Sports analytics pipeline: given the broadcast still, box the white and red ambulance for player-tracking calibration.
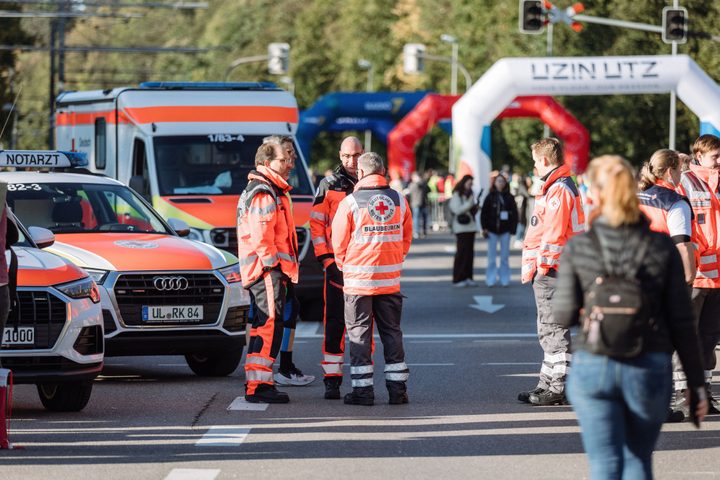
[54,82,323,316]
[0,151,250,377]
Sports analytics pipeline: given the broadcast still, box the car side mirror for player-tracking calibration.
[167,218,190,237]
[28,226,56,249]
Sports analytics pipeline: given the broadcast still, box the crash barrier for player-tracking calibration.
[453,54,720,199]
[429,194,449,232]
[0,368,12,449]
[387,94,589,183]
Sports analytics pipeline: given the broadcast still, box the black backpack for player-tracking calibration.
[581,230,652,359]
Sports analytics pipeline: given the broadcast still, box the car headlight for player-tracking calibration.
[56,277,101,303]
[218,263,241,283]
[188,228,205,242]
[84,268,109,285]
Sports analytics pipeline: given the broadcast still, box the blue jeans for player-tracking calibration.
[412,206,427,236]
[486,232,510,286]
[567,350,672,480]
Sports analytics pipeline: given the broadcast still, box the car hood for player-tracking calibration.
[12,246,87,287]
[47,233,234,271]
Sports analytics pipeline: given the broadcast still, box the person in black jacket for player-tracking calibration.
[481,175,518,287]
[553,155,706,479]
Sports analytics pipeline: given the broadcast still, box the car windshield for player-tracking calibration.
[153,135,313,196]
[7,182,170,235]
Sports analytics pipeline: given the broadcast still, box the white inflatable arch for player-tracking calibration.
[452,54,720,193]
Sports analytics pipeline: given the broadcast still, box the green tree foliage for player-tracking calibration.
[8,0,720,176]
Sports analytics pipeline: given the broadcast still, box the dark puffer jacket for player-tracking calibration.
[480,190,518,235]
[553,217,704,389]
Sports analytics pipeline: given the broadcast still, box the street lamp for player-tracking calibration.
[358,59,374,151]
[440,34,458,171]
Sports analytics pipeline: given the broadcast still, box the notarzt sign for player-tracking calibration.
[0,151,87,168]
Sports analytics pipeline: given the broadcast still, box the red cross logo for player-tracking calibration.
[375,201,389,215]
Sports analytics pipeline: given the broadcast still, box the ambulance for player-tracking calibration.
[0,151,250,377]
[1,211,103,411]
[54,82,323,316]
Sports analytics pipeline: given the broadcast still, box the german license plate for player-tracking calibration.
[2,327,35,346]
[141,305,203,322]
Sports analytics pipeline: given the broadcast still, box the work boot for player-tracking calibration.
[387,380,409,405]
[529,390,566,406]
[245,384,290,404]
[518,386,546,404]
[706,384,720,414]
[668,389,689,422]
[324,377,342,400]
[343,386,374,406]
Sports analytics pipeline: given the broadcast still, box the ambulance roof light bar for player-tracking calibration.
[139,81,280,91]
[0,150,88,169]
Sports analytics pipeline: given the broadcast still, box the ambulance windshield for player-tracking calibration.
[153,135,313,196]
[7,182,171,235]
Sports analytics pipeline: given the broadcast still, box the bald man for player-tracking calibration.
[310,136,363,399]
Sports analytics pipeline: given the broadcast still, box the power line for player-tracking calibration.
[5,0,208,9]
[0,44,224,53]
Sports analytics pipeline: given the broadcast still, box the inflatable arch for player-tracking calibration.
[297,91,430,162]
[453,55,720,195]
[387,94,589,182]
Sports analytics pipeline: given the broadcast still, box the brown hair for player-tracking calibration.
[692,134,720,157]
[638,149,679,191]
[678,152,692,172]
[255,143,278,167]
[530,137,562,166]
[586,155,641,227]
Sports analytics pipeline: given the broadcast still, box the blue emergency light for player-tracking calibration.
[0,150,88,168]
[139,81,280,91]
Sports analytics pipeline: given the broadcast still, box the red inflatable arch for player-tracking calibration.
[387,94,590,181]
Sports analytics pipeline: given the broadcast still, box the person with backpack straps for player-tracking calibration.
[553,155,706,479]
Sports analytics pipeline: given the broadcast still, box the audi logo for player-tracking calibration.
[153,276,189,291]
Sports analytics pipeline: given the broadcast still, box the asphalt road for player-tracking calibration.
[3,233,719,480]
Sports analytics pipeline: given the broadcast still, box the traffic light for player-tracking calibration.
[519,0,545,34]
[403,44,426,75]
[268,43,290,75]
[662,7,688,44]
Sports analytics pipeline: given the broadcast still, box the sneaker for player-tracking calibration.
[670,389,689,420]
[344,386,374,406]
[324,377,342,400]
[453,280,468,288]
[529,390,566,406]
[513,240,523,249]
[706,384,720,414]
[274,365,316,386]
[465,279,478,287]
[518,386,545,404]
[245,384,290,404]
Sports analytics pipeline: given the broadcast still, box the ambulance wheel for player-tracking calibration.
[185,348,243,377]
[37,381,93,412]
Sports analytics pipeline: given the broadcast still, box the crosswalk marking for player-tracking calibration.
[195,426,251,447]
[165,469,220,480]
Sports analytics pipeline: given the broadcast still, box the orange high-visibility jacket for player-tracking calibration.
[310,166,356,264]
[638,180,693,237]
[678,163,720,288]
[331,174,412,296]
[522,164,585,284]
[237,165,299,288]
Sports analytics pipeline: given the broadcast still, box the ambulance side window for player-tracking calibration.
[95,118,106,170]
[130,138,150,200]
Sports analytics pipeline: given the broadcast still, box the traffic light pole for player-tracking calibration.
[668,0,679,151]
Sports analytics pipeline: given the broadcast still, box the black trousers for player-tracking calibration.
[0,286,10,368]
[453,232,475,283]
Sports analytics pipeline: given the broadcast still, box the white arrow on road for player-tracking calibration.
[469,295,505,313]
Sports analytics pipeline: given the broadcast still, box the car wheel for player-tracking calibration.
[185,348,243,377]
[36,381,93,412]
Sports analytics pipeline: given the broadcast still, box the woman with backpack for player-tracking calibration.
[481,174,518,287]
[449,175,479,287]
[553,155,707,479]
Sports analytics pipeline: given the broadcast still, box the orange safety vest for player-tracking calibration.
[637,180,690,236]
[522,164,585,284]
[678,164,720,288]
[310,166,356,264]
[237,165,299,288]
[331,174,412,296]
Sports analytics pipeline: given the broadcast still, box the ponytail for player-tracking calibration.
[638,149,679,191]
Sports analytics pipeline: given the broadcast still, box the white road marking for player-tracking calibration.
[483,362,537,366]
[227,396,269,411]
[196,426,251,447]
[407,363,454,366]
[500,373,540,378]
[409,340,453,344]
[157,364,187,367]
[469,295,505,313]
[295,322,320,337]
[298,332,536,340]
[473,339,530,343]
[165,469,220,480]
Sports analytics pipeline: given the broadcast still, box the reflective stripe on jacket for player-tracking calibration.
[237,165,299,287]
[678,165,720,288]
[331,174,412,296]
[310,166,356,262]
[522,164,585,284]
